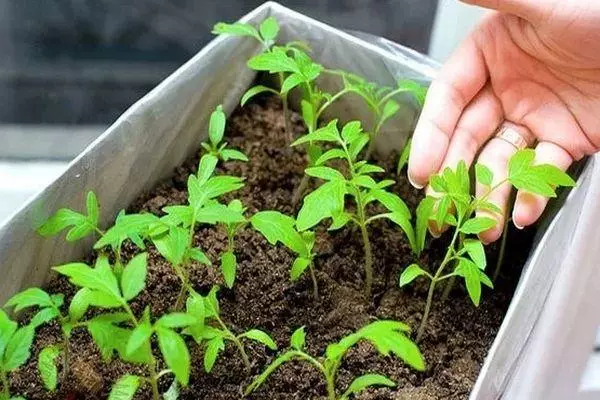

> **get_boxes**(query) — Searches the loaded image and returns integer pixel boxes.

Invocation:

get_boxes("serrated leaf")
[69,288,91,322]
[30,308,60,329]
[464,239,486,270]
[221,251,237,288]
[247,47,299,74]
[195,203,245,225]
[94,213,159,250]
[296,179,346,231]
[259,16,279,41]
[121,253,147,301]
[341,121,363,144]
[342,374,395,399]
[208,105,226,146]
[291,120,340,146]
[290,327,306,350]
[429,175,447,193]
[460,217,497,234]
[37,208,93,241]
[305,166,345,181]
[399,264,429,287]
[250,211,306,255]
[3,326,34,371]
[241,329,277,350]
[5,288,53,313]
[157,328,190,386]
[53,257,121,300]
[212,22,261,41]
[475,164,493,186]
[109,375,141,400]
[204,336,225,373]
[38,345,60,391]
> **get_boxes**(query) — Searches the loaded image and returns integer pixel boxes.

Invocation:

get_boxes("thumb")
[460,0,550,24]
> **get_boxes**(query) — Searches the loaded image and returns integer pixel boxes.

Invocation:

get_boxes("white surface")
[0,161,69,226]
[428,0,486,61]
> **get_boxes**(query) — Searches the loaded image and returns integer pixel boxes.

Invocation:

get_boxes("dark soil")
[9,94,534,399]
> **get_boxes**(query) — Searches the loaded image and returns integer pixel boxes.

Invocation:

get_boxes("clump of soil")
[9,94,534,399]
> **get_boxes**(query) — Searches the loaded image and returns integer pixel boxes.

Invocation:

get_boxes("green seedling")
[54,253,195,400]
[293,120,416,298]
[246,321,424,399]
[220,200,247,288]
[183,287,277,372]
[5,288,74,391]
[38,191,102,242]
[396,138,412,176]
[400,149,576,342]
[0,310,34,400]
[250,211,318,298]
[201,105,248,163]
[331,72,427,159]
[147,154,245,308]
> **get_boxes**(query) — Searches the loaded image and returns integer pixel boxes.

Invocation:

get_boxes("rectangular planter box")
[1,2,598,399]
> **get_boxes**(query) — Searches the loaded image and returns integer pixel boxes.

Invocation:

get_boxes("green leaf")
[94,212,159,250]
[221,149,249,162]
[477,200,503,215]
[348,133,370,160]
[221,251,237,288]
[53,256,121,300]
[206,287,220,317]
[434,196,451,230]
[126,322,152,356]
[195,203,246,225]
[157,327,190,385]
[479,270,494,288]
[208,105,226,146]
[341,121,363,144]
[86,191,100,228]
[399,264,429,287]
[342,374,395,399]
[460,217,497,234]
[153,226,188,266]
[370,189,410,220]
[397,79,428,107]
[120,253,147,301]
[290,327,306,351]
[280,73,304,94]
[329,210,352,231]
[241,329,277,350]
[247,47,299,74]
[291,120,340,146]
[204,336,225,373]
[380,99,400,127]
[475,164,493,186]
[315,148,346,165]
[290,257,311,281]
[108,375,141,400]
[429,175,446,193]
[212,22,261,41]
[296,179,346,231]
[241,85,278,106]
[305,166,345,182]
[69,288,91,322]
[157,313,197,329]
[30,308,60,329]
[415,196,435,256]
[37,208,94,241]
[3,326,34,371]
[188,248,212,266]
[358,163,385,175]
[458,259,482,306]
[202,176,245,201]
[250,211,306,255]
[0,310,17,359]
[197,154,219,186]
[535,164,576,187]
[464,239,486,270]
[381,212,416,254]
[307,144,323,165]
[38,345,61,391]
[396,138,411,174]
[259,16,279,41]
[5,288,53,313]
[351,175,377,189]
[301,99,315,131]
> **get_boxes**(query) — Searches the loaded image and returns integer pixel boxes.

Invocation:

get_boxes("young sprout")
[396,138,411,176]
[293,120,417,298]
[250,211,318,298]
[245,321,424,400]
[183,287,277,372]
[4,288,74,392]
[147,154,245,309]
[333,73,427,159]
[0,310,34,400]
[220,199,247,288]
[53,253,195,400]
[201,105,248,163]
[400,149,576,342]
[38,191,102,241]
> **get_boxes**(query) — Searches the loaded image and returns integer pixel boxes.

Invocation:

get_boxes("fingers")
[426,85,503,236]
[475,124,536,244]
[512,141,573,228]
[460,0,550,24]
[408,32,488,189]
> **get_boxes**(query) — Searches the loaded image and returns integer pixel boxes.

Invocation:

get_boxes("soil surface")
[9,94,534,399]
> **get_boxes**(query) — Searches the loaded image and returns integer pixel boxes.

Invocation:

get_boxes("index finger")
[408,27,489,188]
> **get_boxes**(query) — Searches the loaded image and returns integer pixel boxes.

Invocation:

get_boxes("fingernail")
[408,174,424,189]
[513,221,524,230]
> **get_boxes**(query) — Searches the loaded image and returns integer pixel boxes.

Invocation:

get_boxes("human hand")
[408,0,600,243]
